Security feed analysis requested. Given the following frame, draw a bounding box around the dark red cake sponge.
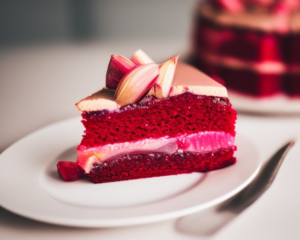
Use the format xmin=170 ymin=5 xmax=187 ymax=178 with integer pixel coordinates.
xmin=88 ymin=147 xmax=236 ymax=183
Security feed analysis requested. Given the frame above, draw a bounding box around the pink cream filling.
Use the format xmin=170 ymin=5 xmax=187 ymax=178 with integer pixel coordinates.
xmin=77 ymin=131 xmax=235 ymax=173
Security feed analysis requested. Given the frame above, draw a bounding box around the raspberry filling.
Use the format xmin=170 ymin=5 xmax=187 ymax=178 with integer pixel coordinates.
xmin=77 ymin=131 xmax=235 ymax=173
xmin=80 ymin=92 xmax=236 ymax=148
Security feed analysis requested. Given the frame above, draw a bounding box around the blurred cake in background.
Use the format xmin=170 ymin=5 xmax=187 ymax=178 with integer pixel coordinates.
xmin=191 ymin=0 xmax=300 ymax=98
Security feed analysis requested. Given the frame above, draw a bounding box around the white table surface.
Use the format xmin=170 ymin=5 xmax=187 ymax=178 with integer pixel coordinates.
xmin=1 ymin=40 xmax=300 ymax=240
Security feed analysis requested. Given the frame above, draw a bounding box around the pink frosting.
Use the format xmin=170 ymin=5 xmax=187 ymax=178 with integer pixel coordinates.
xmin=178 ymin=131 xmax=235 ymax=152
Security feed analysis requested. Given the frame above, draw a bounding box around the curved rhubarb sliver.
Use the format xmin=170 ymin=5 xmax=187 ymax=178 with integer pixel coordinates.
xmin=106 ymin=55 xmax=136 ymax=89
xmin=115 ymin=63 xmax=159 ymax=106
xmin=153 ymin=54 xmax=179 ymax=99
xmin=131 ymin=49 xmax=155 ymax=65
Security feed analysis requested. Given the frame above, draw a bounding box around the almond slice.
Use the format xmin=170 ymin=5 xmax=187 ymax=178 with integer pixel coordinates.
xmin=131 ymin=49 xmax=155 ymax=65
xmin=115 ymin=63 xmax=159 ymax=106
xmin=149 ymin=54 xmax=179 ymax=99
xmin=106 ymin=55 xmax=136 ymax=89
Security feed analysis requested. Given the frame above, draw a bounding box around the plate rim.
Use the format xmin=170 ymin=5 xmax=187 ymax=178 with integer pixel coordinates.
xmin=0 ymin=117 xmax=261 ymax=228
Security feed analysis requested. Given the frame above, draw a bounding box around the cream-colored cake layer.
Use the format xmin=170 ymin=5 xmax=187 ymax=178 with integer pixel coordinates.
xmin=199 ymin=2 xmax=300 ymax=33
xmin=76 ymin=62 xmax=228 ymax=112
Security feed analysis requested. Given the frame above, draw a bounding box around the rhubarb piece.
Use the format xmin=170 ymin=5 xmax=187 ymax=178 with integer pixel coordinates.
xmin=106 ymin=55 xmax=136 ymax=89
xmin=149 ymin=54 xmax=179 ymax=99
xmin=57 ymin=161 xmax=84 ymax=181
xmin=131 ymin=49 xmax=155 ymax=65
xmin=115 ymin=63 xmax=159 ymax=106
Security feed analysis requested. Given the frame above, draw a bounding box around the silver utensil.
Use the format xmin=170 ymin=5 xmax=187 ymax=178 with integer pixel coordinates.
xmin=175 ymin=140 xmax=295 ymax=236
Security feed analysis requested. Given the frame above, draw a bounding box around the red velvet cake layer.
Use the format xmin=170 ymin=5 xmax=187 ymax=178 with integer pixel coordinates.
xmin=197 ymin=58 xmax=300 ymax=97
xmin=88 ymin=147 xmax=236 ymax=183
xmin=80 ymin=93 xmax=237 ymax=148
xmin=193 ymin=17 xmax=300 ymax=64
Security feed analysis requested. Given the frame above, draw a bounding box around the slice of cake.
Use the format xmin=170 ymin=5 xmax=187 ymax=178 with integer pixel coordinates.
xmin=58 ymin=50 xmax=237 ymax=183
xmin=192 ymin=0 xmax=300 ymax=97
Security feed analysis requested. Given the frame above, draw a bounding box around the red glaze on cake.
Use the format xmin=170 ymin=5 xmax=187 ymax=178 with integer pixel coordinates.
xmin=58 ymin=50 xmax=237 ymax=183
xmin=192 ymin=0 xmax=300 ymax=97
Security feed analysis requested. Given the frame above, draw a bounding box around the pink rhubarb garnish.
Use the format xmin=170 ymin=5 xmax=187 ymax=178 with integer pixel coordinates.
xmin=148 ymin=54 xmax=179 ymax=99
xmin=115 ymin=63 xmax=159 ymax=106
xmin=106 ymin=55 xmax=136 ymax=89
xmin=131 ymin=49 xmax=155 ymax=65
xmin=57 ymin=161 xmax=84 ymax=181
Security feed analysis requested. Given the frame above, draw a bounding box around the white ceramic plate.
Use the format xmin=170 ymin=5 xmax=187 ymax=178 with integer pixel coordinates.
xmin=229 ymin=91 xmax=300 ymax=115
xmin=0 ymin=117 xmax=260 ymax=228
